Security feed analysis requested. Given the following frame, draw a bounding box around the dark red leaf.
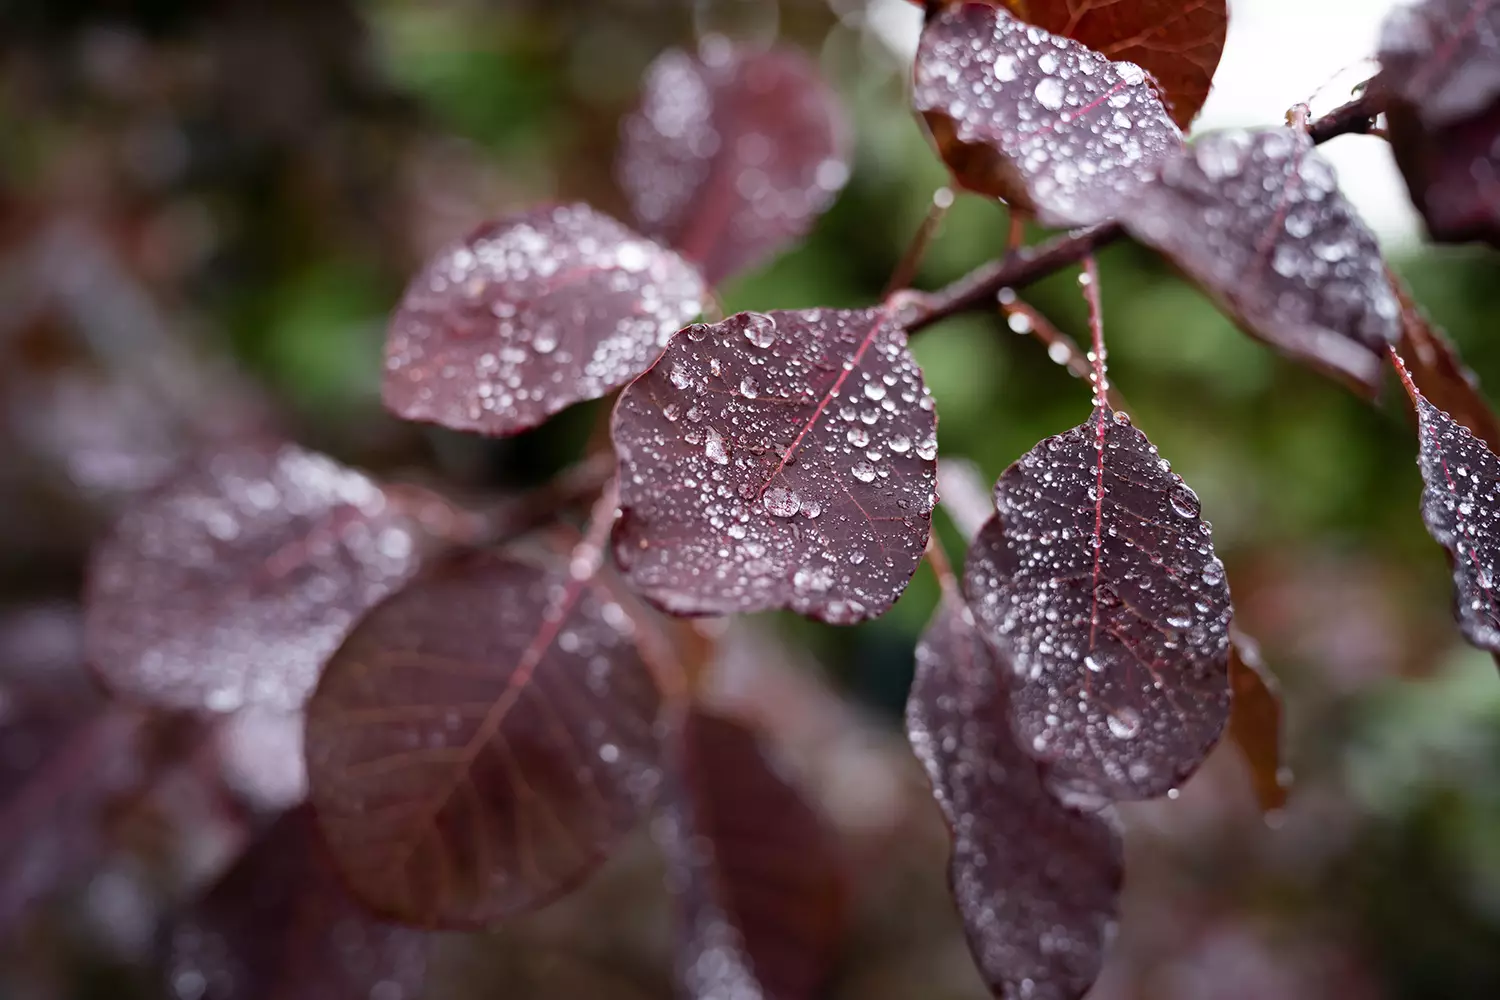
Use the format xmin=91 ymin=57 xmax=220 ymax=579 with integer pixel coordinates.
xmin=304 ymin=549 xmax=663 ymax=927
xmin=611 ymin=308 xmax=938 ymax=625
xmin=1392 ymin=273 xmax=1500 ymax=451
xmin=660 ymin=710 xmax=846 ymax=1000
xmin=1122 ymin=127 xmax=1401 ymax=393
xmin=913 ymin=3 xmax=1183 ymax=228
xmin=617 ymin=43 xmax=851 ymax=285
xmin=1376 ymin=0 xmax=1500 ymax=247
xmin=963 ymin=408 xmax=1232 ymax=801
xmin=907 ymin=596 xmax=1121 ymax=1000
xmin=383 ymin=203 xmax=706 ymax=436
xmin=85 ymin=442 xmax=459 ymax=713
xmin=167 ymin=806 xmax=428 ymax=1000
xmin=1227 ymin=631 xmax=1288 ymax=815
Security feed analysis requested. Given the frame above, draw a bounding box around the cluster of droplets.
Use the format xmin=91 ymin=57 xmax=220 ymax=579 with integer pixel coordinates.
xmin=384 ymin=203 xmax=704 ymax=437
xmin=913 ymin=3 xmax=1182 ymax=228
xmin=85 ymin=443 xmax=427 ymax=715
xmin=613 ymin=308 xmax=938 ymax=624
xmin=963 ymin=411 xmax=1232 ymax=801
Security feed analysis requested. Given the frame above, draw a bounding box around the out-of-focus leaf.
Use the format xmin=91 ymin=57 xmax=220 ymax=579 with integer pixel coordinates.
xmin=611 ymin=308 xmax=937 ymax=625
xmin=1227 ymin=631 xmax=1288 ymax=815
xmin=1392 ymin=273 xmax=1500 ymax=451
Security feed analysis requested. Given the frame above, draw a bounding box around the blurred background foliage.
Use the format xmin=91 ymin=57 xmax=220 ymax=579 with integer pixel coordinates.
xmin=4 ymin=0 xmax=1500 ymax=997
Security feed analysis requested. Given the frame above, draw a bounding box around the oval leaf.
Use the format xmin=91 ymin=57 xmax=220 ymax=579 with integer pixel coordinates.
xmin=86 ymin=442 xmax=447 ymax=713
xmin=168 ymin=807 xmax=428 ymax=1000
xmin=617 ymin=43 xmax=851 ymax=286
xmin=963 ymin=408 xmax=1232 ymax=801
xmin=383 ymin=203 xmax=706 ymax=436
xmin=913 ymin=3 xmax=1182 ymax=228
xmin=1121 ymin=127 xmax=1401 ymax=393
xmin=304 ymin=550 xmax=663 ymax=927
xmin=661 ymin=710 xmax=846 ymax=1000
xmin=908 ymin=596 xmax=1121 ymax=1000
xmin=1227 ymin=631 xmax=1288 ymax=814
xmin=611 ymin=308 xmax=938 ymax=625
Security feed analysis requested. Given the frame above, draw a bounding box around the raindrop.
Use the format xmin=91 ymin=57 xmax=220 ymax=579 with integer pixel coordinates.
xmin=1168 ymin=482 xmax=1201 ymax=519
xmin=1107 ymin=707 xmax=1142 ymax=740
xmin=851 ymin=462 xmax=877 ymax=483
xmin=762 ymin=487 xmax=801 ymax=517
xmin=743 ymin=312 xmax=778 ymax=348
xmin=1033 ymin=77 xmax=1065 ymax=112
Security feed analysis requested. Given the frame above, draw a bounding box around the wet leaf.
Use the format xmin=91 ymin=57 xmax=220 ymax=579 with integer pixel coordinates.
xmin=963 ymin=408 xmax=1232 ymax=801
xmin=1122 ymin=127 xmax=1401 ymax=393
xmin=907 ymin=596 xmax=1121 ymax=1000
xmin=304 ymin=549 xmax=663 ymax=927
xmin=167 ymin=807 xmax=428 ymax=1000
xmin=1392 ymin=273 xmax=1500 ymax=451
xmin=661 ymin=710 xmax=846 ymax=1000
xmin=611 ymin=308 xmax=938 ymax=625
xmin=1227 ymin=631 xmax=1288 ymax=815
xmin=383 ymin=203 xmax=706 ymax=436
xmin=1376 ymin=0 xmax=1500 ymax=247
xmin=85 ymin=442 xmax=454 ymax=714
xmin=618 ymin=42 xmax=850 ymax=285
xmin=913 ymin=3 xmax=1182 ymax=228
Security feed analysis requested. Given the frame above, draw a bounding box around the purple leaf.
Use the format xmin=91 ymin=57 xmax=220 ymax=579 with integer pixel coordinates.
xmin=304 ymin=549 xmax=663 ymax=927
xmin=167 ymin=806 xmax=428 ymax=1000
xmin=611 ymin=308 xmax=938 ymax=625
xmin=85 ymin=442 xmax=457 ymax=713
xmin=963 ymin=408 xmax=1232 ymax=801
xmin=1227 ymin=631 xmax=1288 ymax=815
xmin=907 ymin=596 xmax=1121 ymax=1000
xmin=1121 ymin=127 xmax=1401 ymax=393
xmin=617 ymin=42 xmax=851 ymax=285
xmin=1392 ymin=275 xmax=1500 ymax=452
xmin=913 ymin=2 xmax=1182 ymax=228
xmin=383 ymin=203 xmax=706 ymax=436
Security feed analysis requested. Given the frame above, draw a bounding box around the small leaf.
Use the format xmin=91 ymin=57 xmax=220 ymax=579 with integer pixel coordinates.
xmin=383 ymin=203 xmax=706 ymax=436
xmin=1392 ymin=275 xmax=1500 ymax=452
xmin=611 ymin=308 xmax=938 ymax=625
xmin=913 ymin=3 xmax=1182 ymax=228
xmin=618 ymin=42 xmax=851 ymax=285
xmin=85 ymin=442 xmax=452 ymax=713
xmin=661 ymin=710 xmax=845 ymax=1000
xmin=1375 ymin=0 xmax=1500 ymax=247
xmin=1227 ymin=631 xmax=1288 ymax=815
xmin=304 ymin=549 xmax=663 ymax=927
xmin=907 ymin=597 xmax=1121 ymax=1000
xmin=167 ymin=806 xmax=428 ymax=1000
xmin=1122 ymin=127 xmax=1401 ymax=393
xmin=963 ymin=408 xmax=1232 ymax=801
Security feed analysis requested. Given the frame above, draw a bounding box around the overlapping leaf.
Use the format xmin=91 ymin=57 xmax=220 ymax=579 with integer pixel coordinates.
xmin=85 ymin=442 xmax=459 ymax=713
xmin=963 ymin=408 xmax=1232 ymax=801
xmin=617 ymin=43 xmax=850 ymax=285
xmin=1392 ymin=274 xmax=1500 ymax=451
xmin=304 ymin=550 xmax=663 ymax=927
xmin=383 ymin=203 xmax=706 ymax=436
xmin=907 ymin=596 xmax=1121 ymax=1000
xmin=913 ymin=3 xmax=1182 ymax=228
xmin=661 ymin=710 xmax=845 ymax=1000
xmin=167 ymin=807 xmax=428 ymax=1000
xmin=1227 ymin=631 xmax=1288 ymax=814
xmin=611 ymin=308 xmax=938 ymax=625
xmin=1376 ymin=0 xmax=1500 ymax=247
xmin=1122 ymin=127 xmax=1401 ymax=393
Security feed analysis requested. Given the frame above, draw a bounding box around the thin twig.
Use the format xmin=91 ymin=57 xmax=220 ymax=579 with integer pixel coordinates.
xmin=885 ymin=187 xmax=954 ymax=295
xmin=1080 ymin=255 xmax=1109 ymax=409
xmin=476 ymin=450 xmax=617 ymax=545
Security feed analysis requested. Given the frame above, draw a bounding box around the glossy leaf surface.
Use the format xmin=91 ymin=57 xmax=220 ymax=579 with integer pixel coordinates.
xmin=1393 ymin=275 xmax=1500 ymax=451
xmin=908 ymin=596 xmax=1121 ymax=1000
xmin=384 ymin=203 xmax=706 ymax=436
xmin=963 ymin=408 xmax=1232 ymax=801
xmin=1227 ymin=631 xmax=1288 ymax=814
xmin=305 ymin=551 xmax=663 ymax=927
xmin=1123 ymin=127 xmax=1401 ymax=393
xmin=913 ymin=3 xmax=1182 ymax=228
xmin=618 ymin=42 xmax=850 ymax=285
xmin=167 ymin=807 xmax=428 ymax=1000
xmin=86 ymin=443 xmax=448 ymax=713
xmin=612 ymin=308 xmax=938 ymax=625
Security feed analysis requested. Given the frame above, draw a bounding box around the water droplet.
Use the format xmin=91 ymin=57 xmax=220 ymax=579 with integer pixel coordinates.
xmin=743 ymin=312 xmax=778 ymax=348
xmin=1169 ymin=482 xmax=1201 ymax=518
xmin=993 ymin=54 xmax=1018 ymax=82
xmin=762 ymin=487 xmax=801 ymax=517
xmin=851 ymin=461 xmax=876 ymax=483
xmin=739 ymin=375 xmax=759 ymax=398
xmin=704 ymin=427 xmax=730 ymax=465
xmin=1033 ymin=77 xmax=1065 ymax=112
xmin=1107 ymin=707 xmax=1142 ymax=740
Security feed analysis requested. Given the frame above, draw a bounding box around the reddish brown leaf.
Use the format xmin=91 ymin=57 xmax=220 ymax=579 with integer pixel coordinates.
xmin=1122 ymin=127 xmax=1401 ymax=393
xmin=85 ymin=442 xmax=456 ymax=713
xmin=1376 ymin=0 xmax=1500 ymax=247
xmin=383 ymin=203 xmax=706 ymax=436
xmin=913 ymin=3 xmax=1183 ymax=228
xmin=661 ymin=710 xmax=846 ymax=1000
xmin=963 ymin=408 xmax=1232 ymax=801
xmin=1392 ymin=274 xmax=1500 ymax=451
xmin=304 ymin=549 xmax=663 ymax=927
xmin=1227 ymin=631 xmax=1288 ymax=815
xmin=907 ymin=596 xmax=1121 ymax=1000
xmin=167 ymin=806 xmax=428 ymax=1000
xmin=617 ymin=43 xmax=850 ymax=285
xmin=611 ymin=308 xmax=938 ymax=625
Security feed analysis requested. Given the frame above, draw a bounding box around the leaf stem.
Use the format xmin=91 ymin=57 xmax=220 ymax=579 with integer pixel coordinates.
xmin=886 ymin=187 xmax=955 ymax=295
xmin=1080 ymin=254 xmax=1108 ymax=410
